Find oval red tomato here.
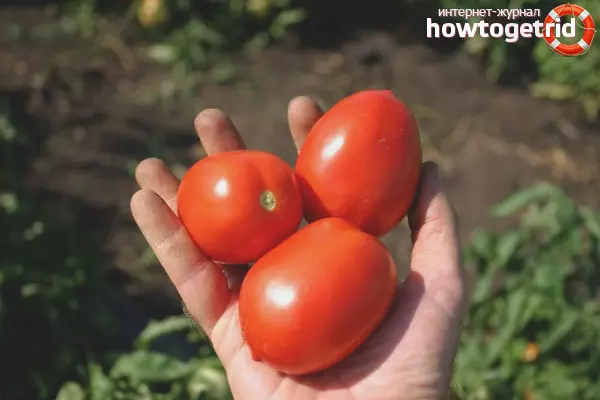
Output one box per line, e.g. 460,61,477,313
239,217,397,375
295,90,422,237
177,150,303,264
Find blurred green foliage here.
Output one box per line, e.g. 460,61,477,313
0,97,116,399
45,0,600,118
136,0,305,72
0,97,227,399
454,183,600,399
442,0,600,119
531,0,600,118
46,0,305,106
55,0,305,77
56,316,230,400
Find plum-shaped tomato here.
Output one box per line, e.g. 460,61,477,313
295,90,422,237
239,217,398,375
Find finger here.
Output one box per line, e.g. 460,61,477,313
287,96,323,151
131,189,230,336
408,162,466,315
135,158,180,213
194,109,246,155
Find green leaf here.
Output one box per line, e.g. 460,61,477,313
0,112,17,141
56,382,85,400
88,363,114,400
187,20,224,46
0,192,18,213
507,289,528,330
491,183,560,217
135,315,192,349
20,283,40,297
485,289,528,364
494,231,522,266
581,207,600,239
518,292,544,329
187,361,229,400
539,311,579,353
274,9,306,28
485,42,508,82
147,44,179,64
111,351,196,382
533,361,580,398
471,268,496,304
530,82,576,100
270,9,306,39
245,32,269,53
209,63,237,84
470,229,495,258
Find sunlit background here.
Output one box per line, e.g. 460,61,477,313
1,0,599,399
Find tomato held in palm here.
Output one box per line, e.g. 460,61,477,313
295,90,422,237
239,217,397,375
177,150,303,264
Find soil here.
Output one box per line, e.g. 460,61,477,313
1,7,599,316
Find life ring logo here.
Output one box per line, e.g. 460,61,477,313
543,3,596,56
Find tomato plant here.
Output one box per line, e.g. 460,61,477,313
177,150,303,264
238,217,398,375
295,90,422,237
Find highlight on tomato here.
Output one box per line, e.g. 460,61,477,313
239,217,398,375
177,150,303,264
295,89,422,237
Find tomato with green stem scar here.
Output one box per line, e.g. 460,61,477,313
178,150,303,264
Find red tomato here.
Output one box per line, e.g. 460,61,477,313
177,150,303,264
295,90,422,237
239,217,397,375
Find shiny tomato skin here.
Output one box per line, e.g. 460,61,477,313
177,150,303,264
239,217,397,375
295,90,422,237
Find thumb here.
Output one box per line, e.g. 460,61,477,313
408,162,466,318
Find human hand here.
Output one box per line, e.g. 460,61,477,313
130,96,467,400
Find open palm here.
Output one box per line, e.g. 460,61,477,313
131,97,467,400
